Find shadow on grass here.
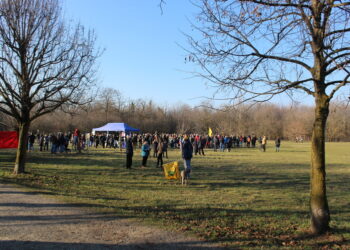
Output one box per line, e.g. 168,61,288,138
1,149,180,168
113,205,350,248
0,202,111,209
0,181,128,203
0,190,54,195
290,229,350,249
0,240,227,250
1,196,348,248
329,227,350,235
27,155,118,168
116,204,309,219
0,212,126,223
1,148,349,248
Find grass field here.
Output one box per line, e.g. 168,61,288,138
0,141,349,249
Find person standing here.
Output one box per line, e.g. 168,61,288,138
213,135,218,152
51,134,58,154
95,135,100,148
247,135,251,148
28,133,35,151
44,134,49,151
262,136,267,152
198,136,206,155
89,134,94,148
163,135,168,159
125,137,133,169
39,134,44,151
152,137,158,158
73,128,80,150
156,138,164,168
193,135,199,155
227,136,233,152
275,137,281,152
141,140,150,168
252,136,257,148
100,134,106,148
181,135,193,185
219,136,225,151
58,133,66,153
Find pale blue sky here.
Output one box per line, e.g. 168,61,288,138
63,0,212,106
63,0,319,107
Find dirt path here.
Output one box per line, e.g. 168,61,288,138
0,183,226,249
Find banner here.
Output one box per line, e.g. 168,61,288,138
163,161,180,180
208,127,213,137
0,131,18,149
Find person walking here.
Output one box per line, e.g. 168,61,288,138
141,140,150,168
181,135,193,185
125,137,133,169
275,137,281,152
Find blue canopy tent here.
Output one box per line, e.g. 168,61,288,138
92,123,140,134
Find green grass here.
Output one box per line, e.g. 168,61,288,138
1,142,349,249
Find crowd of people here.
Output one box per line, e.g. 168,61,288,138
27,133,272,152
25,130,281,184
26,131,282,156
27,129,83,154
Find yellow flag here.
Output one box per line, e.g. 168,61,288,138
163,161,180,180
208,127,213,137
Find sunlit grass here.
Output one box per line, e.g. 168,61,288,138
1,141,349,248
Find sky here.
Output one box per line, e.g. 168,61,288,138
63,0,211,107
62,0,318,107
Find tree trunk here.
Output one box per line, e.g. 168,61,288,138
310,94,330,234
13,121,30,174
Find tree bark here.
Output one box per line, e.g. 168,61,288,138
310,94,330,234
13,122,30,174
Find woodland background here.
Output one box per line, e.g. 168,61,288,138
1,88,349,141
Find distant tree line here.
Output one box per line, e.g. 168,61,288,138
2,88,349,141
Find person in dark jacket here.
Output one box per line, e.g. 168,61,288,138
156,138,164,168
39,134,44,151
275,137,281,152
181,135,193,184
198,136,206,155
28,133,35,151
125,137,133,169
152,138,158,158
51,134,58,154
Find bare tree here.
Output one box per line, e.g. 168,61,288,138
327,102,349,141
187,0,350,234
0,109,14,130
98,88,122,123
0,0,100,174
283,105,313,140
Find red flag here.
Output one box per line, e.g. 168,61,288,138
0,131,18,149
